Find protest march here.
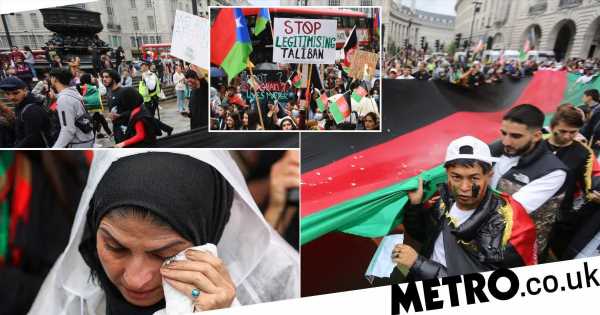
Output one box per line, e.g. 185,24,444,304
209,7,382,131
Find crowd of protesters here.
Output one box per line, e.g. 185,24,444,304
209,59,381,131
384,47,600,88
0,45,207,148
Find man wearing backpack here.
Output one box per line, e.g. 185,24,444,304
49,68,94,148
0,77,50,147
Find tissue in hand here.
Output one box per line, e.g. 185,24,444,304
153,244,218,315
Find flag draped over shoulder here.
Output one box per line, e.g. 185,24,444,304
210,8,253,83
253,8,270,36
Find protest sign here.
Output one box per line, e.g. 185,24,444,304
273,18,337,64
348,50,379,80
171,10,209,69
240,70,290,105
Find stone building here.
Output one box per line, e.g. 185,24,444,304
0,0,248,58
454,0,600,60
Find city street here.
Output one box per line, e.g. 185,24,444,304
95,97,190,147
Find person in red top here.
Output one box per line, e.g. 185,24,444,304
114,87,158,148
9,46,25,65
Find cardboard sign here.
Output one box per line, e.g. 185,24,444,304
170,10,209,70
348,50,379,80
273,18,337,64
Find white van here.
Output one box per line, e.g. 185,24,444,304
482,50,501,62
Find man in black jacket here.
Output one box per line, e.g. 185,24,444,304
0,77,50,147
185,68,208,130
393,136,537,280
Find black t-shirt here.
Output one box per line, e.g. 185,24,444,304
106,86,130,125
189,79,208,130
545,140,593,211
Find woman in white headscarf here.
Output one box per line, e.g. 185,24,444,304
28,150,299,315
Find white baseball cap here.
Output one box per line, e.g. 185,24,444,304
444,136,497,166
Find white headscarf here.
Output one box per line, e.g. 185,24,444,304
28,149,299,315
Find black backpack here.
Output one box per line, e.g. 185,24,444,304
19,97,57,147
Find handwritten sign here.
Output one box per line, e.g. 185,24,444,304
348,50,380,80
273,18,337,64
171,10,209,69
240,70,290,105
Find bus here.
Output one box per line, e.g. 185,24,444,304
140,43,173,62
235,7,376,64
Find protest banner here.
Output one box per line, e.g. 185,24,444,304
171,10,210,70
273,18,337,64
240,70,290,105
348,50,379,80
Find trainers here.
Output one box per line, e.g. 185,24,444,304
97,133,106,139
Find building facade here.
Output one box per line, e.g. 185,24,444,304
384,0,455,53
0,0,248,59
454,0,600,60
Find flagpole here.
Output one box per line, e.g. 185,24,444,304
247,64,266,130
305,64,313,110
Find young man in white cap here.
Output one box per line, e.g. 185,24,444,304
392,135,537,280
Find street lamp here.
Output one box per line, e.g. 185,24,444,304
467,0,483,60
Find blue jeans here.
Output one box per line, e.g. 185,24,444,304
176,89,185,112
26,62,37,79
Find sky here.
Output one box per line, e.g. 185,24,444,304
405,0,457,16
247,0,458,16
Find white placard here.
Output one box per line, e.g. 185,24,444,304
170,10,209,69
0,0,98,14
273,18,337,65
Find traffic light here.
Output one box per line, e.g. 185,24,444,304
440,43,445,51
435,39,440,51
455,33,462,46
420,36,425,49
404,38,409,49
463,39,469,50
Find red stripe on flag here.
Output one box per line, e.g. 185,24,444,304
336,96,350,117
301,71,568,217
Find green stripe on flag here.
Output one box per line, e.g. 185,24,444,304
0,152,15,261
351,91,363,103
301,165,448,245
221,42,253,83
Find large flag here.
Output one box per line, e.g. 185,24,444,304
342,26,358,68
300,71,597,295
473,35,486,54
329,94,351,124
253,8,270,36
210,8,253,83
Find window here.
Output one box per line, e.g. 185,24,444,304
328,0,340,6
156,35,161,43
30,13,40,29
145,0,152,8
147,16,155,30
105,0,112,5
131,36,137,47
143,35,149,44
130,0,136,8
16,13,25,29
360,0,372,6
107,6,114,16
132,16,139,30
149,36,155,44
20,35,28,46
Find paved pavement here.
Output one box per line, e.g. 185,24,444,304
94,98,190,147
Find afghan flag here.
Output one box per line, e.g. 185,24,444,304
342,26,358,68
329,94,351,124
210,8,253,83
351,85,368,103
373,10,380,38
316,93,329,112
253,8,270,36
300,70,599,296
290,71,303,88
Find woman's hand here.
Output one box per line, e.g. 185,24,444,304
160,249,236,311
